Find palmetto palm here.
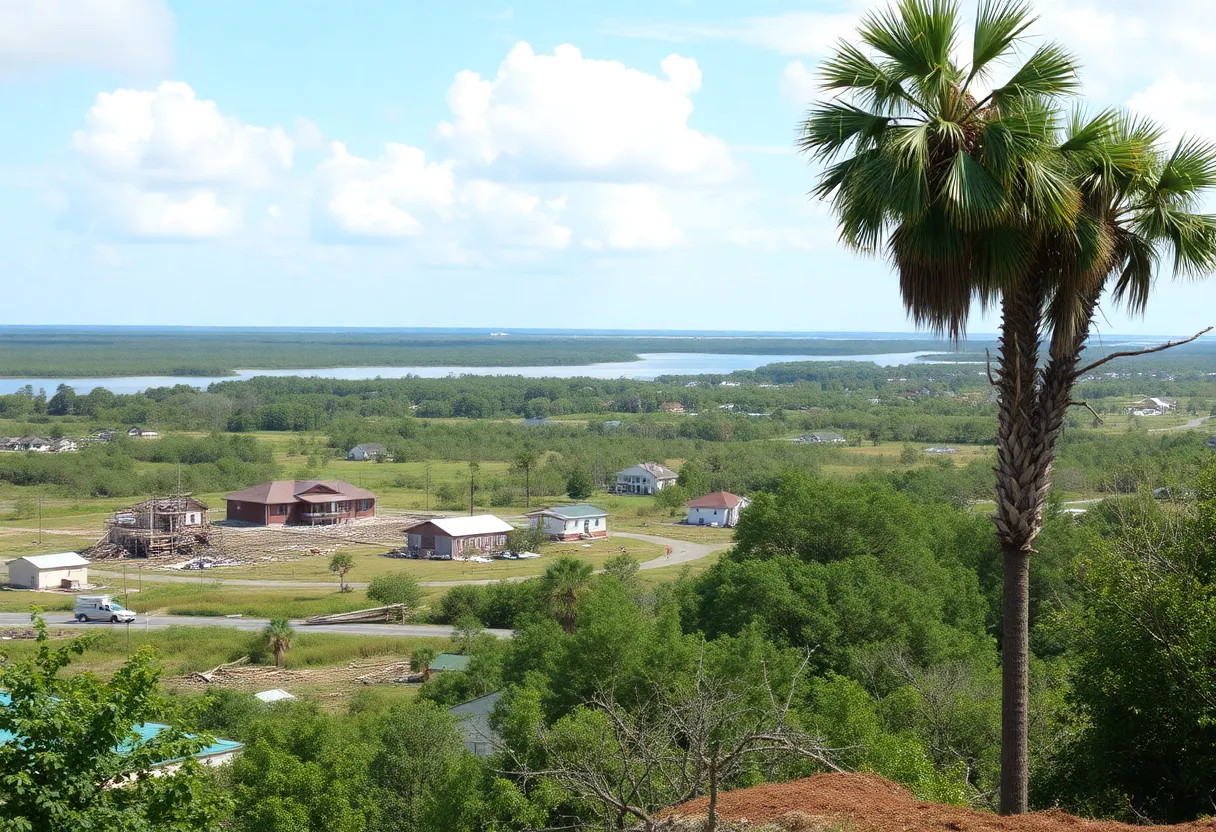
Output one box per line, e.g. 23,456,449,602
263,617,295,668
541,556,594,633
800,0,1216,814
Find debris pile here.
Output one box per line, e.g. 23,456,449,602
305,604,407,625
664,773,1216,832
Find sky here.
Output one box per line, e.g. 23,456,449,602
3,0,1216,336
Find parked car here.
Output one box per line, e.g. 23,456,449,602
74,595,136,623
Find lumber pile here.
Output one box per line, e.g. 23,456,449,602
354,661,419,685
304,604,407,625
190,656,250,683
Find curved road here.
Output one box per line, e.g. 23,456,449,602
89,531,730,590
1149,415,1211,433
0,611,513,639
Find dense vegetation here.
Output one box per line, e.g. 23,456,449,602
0,328,968,377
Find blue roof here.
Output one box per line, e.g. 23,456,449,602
0,692,241,763
529,504,608,520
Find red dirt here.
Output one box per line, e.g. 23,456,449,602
664,773,1216,832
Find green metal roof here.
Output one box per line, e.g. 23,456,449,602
428,653,472,672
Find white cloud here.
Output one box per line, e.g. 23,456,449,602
69,82,292,239
73,82,293,188
0,0,172,75
581,185,681,251
437,42,732,184
317,141,454,239
314,141,570,251
725,226,826,253
780,60,817,105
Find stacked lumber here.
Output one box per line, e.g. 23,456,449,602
304,604,407,625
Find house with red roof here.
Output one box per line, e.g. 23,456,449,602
686,491,750,528
223,480,376,526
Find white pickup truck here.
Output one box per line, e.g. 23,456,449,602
74,595,137,623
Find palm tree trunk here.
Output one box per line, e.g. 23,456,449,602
993,271,1044,815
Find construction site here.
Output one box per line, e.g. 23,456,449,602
84,496,425,569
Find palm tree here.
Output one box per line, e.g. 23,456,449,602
515,448,539,509
263,617,295,668
540,556,594,633
800,0,1216,813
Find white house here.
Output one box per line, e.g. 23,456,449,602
347,442,388,461
526,505,609,540
404,515,515,557
793,432,847,444
686,492,750,528
1128,397,1175,416
6,552,90,590
615,462,678,495
128,426,158,438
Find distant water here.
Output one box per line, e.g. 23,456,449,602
0,351,950,395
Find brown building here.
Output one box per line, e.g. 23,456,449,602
223,480,376,526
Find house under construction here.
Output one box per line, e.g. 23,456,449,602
106,495,211,558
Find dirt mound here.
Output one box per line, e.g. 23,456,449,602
664,773,1216,832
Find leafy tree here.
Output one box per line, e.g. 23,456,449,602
800,0,1216,812
368,572,424,615
0,615,230,831
1038,464,1216,821
566,469,593,500
602,553,642,597
264,617,295,668
540,557,595,633
505,526,546,556
410,646,439,682
513,448,539,509
328,552,355,593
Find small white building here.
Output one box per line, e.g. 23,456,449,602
793,432,847,444
526,505,609,540
1128,397,1175,416
347,442,388,461
686,492,750,528
615,462,678,495
254,689,296,704
128,427,159,438
6,552,90,590
404,515,515,557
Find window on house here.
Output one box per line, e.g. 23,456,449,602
275,504,289,515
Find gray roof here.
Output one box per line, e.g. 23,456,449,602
619,462,677,480
351,443,387,452
449,691,501,756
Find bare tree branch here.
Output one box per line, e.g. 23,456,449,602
1075,327,1212,377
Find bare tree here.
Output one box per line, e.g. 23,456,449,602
525,648,842,831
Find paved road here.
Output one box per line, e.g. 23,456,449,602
89,531,730,589
0,611,512,639
1149,415,1212,433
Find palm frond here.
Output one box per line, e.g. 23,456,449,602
1109,226,1158,315
1020,157,1080,230
990,43,1079,106
1156,137,1216,199
941,150,1007,227
819,41,915,113
969,0,1035,82
799,103,892,160
860,0,960,86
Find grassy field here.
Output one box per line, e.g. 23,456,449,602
0,625,448,707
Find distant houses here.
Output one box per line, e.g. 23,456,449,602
686,492,750,528
403,515,514,558
924,446,958,455
615,462,678,495
0,435,52,452
1128,397,1175,417
127,426,159,438
660,401,686,414
347,442,388,461
793,431,847,444
527,505,608,540
224,480,376,526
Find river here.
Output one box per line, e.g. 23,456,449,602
0,351,949,395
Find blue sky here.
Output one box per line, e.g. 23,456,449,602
2,0,1215,335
